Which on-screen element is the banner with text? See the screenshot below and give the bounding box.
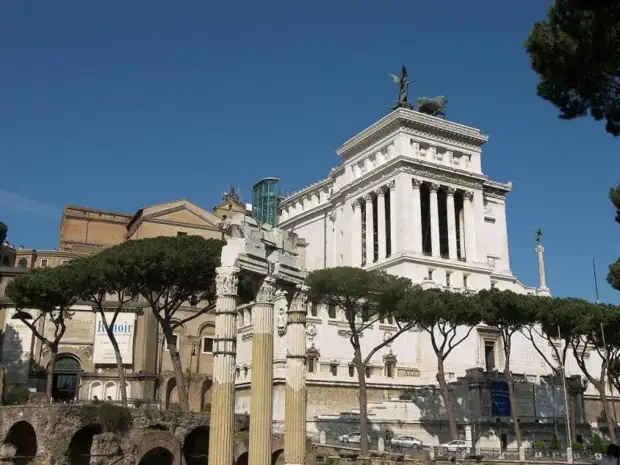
[93,313,136,364]
[2,308,38,383]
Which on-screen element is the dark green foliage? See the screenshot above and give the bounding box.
[77,402,133,433]
[0,222,6,244]
[525,0,620,136]
[611,186,620,223]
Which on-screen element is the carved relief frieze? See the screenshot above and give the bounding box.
[403,166,482,190]
[337,329,363,339]
[402,126,482,151]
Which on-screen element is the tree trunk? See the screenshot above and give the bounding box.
[107,329,128,407]
[504,348,522,449]
[163,327,189,411]
[436,353,458,440]
[353,346,370,456]
[47,349,56,401]
[596,377,617,443]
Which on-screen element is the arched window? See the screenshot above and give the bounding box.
[17,258,27,268]
[90,381,103,400]
[104,382,117,400]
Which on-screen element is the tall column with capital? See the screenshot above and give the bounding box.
[446,187,458,260]
[352,200,362,266]
[388,181,398,255]
[208,266,240,465]
[364,194,374,264]
[463,191,477,263]
[536,244,550,296]
[429,183,441,257]
[285,284,309,465]
[412,179,423,253]
[249,276,277,465]
[376,188,386,260]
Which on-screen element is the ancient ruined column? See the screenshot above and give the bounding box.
[208,266,240,465]
[249,276,277,465]
[285,284,309,465]
[429,183,441,257]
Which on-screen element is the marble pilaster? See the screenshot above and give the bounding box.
[446,187,458,260]
[364,194,374,265]
[412,178,423,253]
[429,183,441,257]
[352,200,362,266]
[375,188,386,260]
[463,191,477,263]
[388,181,397,255]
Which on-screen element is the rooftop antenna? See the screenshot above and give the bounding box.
[593,254,600,304]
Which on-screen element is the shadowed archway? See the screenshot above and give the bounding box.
[68,424,103,465]
[4,420,37,465]
[165,377,178,409]
[183,426,209,465]
[139,447,174,465]
[272,449,284,465]
[236,452,248,465]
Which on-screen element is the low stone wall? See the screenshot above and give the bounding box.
[0,404,249,465]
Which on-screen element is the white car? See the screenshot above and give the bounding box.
[440,440,468,452]
[338,432,371,444]
[391,436,423,448]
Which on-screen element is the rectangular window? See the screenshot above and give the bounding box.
[166,334,179,352]
[463,275,469,289]
[308,358,316,373]
[446,273,451,287]
[386,363,395,378]
[484,341,496,371]
[365,366,372,378]
[177,232,187,237]
[311,302,318,317]
[427,269,433,281]
[328,304,337,319]
[202,337,214,354]
[349,365,355,377]
[61,259,70,265]
[40,259,49,268]
[330,364,338,376]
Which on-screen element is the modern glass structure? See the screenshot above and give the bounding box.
[252,177,280,227]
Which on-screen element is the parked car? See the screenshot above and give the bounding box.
[391,436,423,449]
[440,440,468,452]
[338,432,371,444]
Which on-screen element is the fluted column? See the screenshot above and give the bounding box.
[364,194,374,265]
[352,200,362,266]
[536,244,551,296]
[429,183,441,257]
[388,181,397,255]
[412,179,423,253]
[376,188,386,260]
[463,191,477,263]
[446,187,458,260]
[208,267,240,465]
[249,276,277,465]
[285,284,309,465]
[400,178,414,251]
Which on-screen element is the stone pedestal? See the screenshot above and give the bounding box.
[285,285,309,465]
[208,267,239,465]
[249,277,277,465]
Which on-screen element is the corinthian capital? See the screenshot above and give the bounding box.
[446,187,457,196]
[411,178,422,188]
[463,190,474,201]
[256,276,277,303]
[289,284,310,315]
[375,187,386,197]
[215,267,240,296]
[429,183,440,193]
[363,193,373,203]
[387,180,396,191]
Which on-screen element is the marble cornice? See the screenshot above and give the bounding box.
[338,109,488,159]
[366,250,494,275]
[141,218,222,232]
[278,178,333,208]
[278,202,331,229]
[63,214,129,226]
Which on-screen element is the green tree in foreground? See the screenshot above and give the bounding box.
[525,0,620,136]
[397,287,480,440]
[0,222,7,245]
[306,267,413,456]
[111,235,224,411]
[72,248,141,407]
[609,186,620,291]
[478,289,538,449]
[5,264,81,399]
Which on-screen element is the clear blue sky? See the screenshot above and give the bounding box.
[1,1,618,303]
